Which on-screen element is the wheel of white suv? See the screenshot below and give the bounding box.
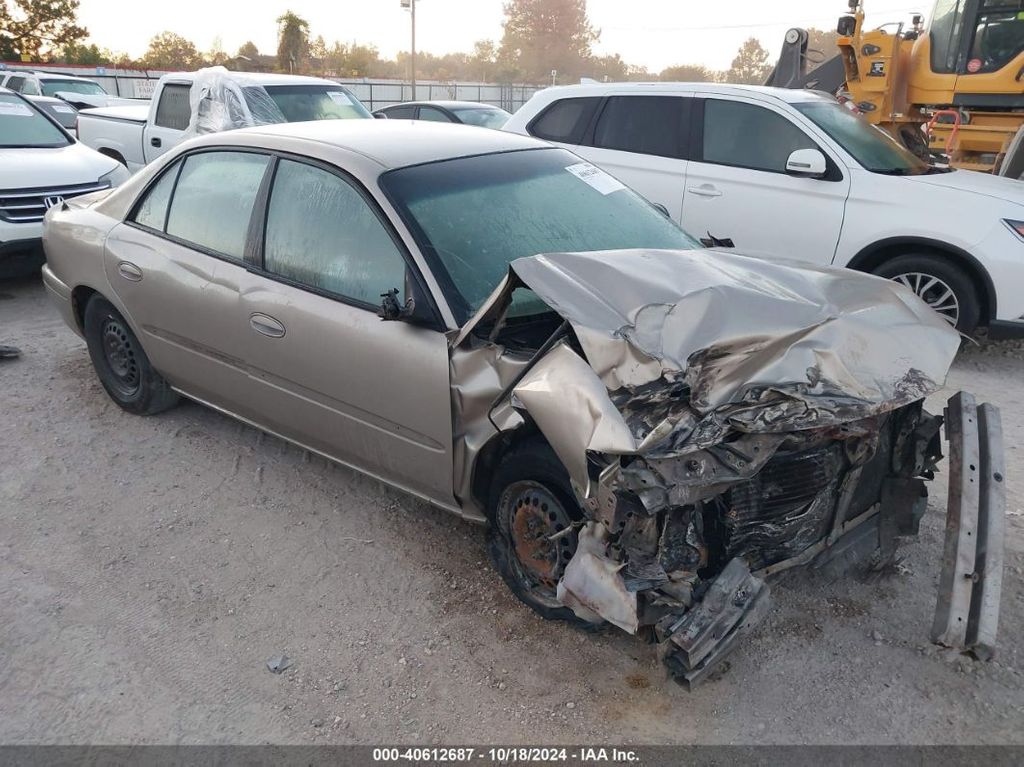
[873,254,981,334]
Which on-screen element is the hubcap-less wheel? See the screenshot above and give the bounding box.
[101,318,141,396]
[891,271,960,327]
[498,481,576,605]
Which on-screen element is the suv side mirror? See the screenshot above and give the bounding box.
[378,269,436,326]
[785,148,828,178]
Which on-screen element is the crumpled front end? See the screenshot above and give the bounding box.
[454,248,999,686]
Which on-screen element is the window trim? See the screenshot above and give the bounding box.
[583,94,692,160]
[691,97,844,182]
[124,147,275,265]
[250,150,445,329]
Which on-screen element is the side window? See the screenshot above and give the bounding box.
[6,76,25,92]
[130,161,181,231]
[21,78,41,95]
[165,151,269,259]
[527,97,601,143]
[384,105,416,119]
[418,106,452,122]
[264,159,406,306]
[591,96,688,158]
[154,83,192,130]
[701,99,816,173]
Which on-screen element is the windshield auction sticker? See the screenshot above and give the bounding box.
[565,162,625,195]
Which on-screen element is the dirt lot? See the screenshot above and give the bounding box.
[1,275,1023,745]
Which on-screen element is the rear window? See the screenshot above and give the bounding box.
[527,97,601,143]
[154,83,192,131]
[0,94,70,148]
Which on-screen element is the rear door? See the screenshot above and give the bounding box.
[680,95,850,262]
[103,149,272,406]
[235,156,456,506]
[144,82,190,163]
[572,94,691,221]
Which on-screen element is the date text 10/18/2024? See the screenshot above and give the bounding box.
[372,747,641,763]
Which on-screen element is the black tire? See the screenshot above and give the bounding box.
[83,296,178,415]
[486,439,602,629]
[872,254,981,333]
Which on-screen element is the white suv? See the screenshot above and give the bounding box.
[504,82,1024,335]
[0,88,129,277]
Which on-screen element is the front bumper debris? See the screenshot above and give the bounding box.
[932,392,1006,660]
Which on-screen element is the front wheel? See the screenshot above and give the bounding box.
[872,254,981,333]
[486,440,602,629]
[83,296,179,415]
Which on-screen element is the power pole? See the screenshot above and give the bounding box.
[411,0,417,100]
[402,0,418,100]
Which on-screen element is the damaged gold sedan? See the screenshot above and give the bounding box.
[40,122,1004,687]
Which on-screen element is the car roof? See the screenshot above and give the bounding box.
[237,118,544,169]
[160,71,346,88]
[379,100,507,110]
[26,71,98,82]
[534,81,834,104]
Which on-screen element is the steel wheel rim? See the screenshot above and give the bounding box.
[499,480,576,605]
[101,318,141,396]
[892,272,959,326]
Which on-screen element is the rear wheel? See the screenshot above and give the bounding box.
[83,296,178,415]
[486,440,601,628]
[872,254,981,333]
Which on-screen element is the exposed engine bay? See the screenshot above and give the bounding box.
[450,249,1005,687]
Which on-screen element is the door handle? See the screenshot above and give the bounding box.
[150,136,162,147]
[249,313,286,338]
[117,261,143,281]
[688,185,722,198]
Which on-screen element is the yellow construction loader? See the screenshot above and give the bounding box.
[767,0,1024,178]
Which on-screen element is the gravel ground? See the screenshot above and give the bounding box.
[1,275,1023,745]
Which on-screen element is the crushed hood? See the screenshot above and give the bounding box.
[463,249,960,492]
[509,249,959,411]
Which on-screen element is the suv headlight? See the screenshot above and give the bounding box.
[99,164,130,189]
[1004,219,1024,241]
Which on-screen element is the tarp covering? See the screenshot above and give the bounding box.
[181,66,286,139]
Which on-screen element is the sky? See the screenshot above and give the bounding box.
[76,0,932,73]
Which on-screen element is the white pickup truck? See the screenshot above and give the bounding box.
[77,68,372,171]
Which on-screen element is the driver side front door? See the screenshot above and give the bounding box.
[233,156,457,508]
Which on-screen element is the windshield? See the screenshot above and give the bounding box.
[795,102,930,175]
[251,85,371,122]
[41,79,107,97]
[0,94,70,148]
[452,106,511,129]
[381,147,701,323]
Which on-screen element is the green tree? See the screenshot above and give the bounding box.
[309,34,327,73]
[276,10,310,73]
[236,40,259,59]
[470,39,497,81]
[725,37,772,84]
[57,41,108,65]
[498,0,599,83]
[207,36,229,66]
[140,31,204,70]
[660,63,715,82]
[585,53,627,82]
[0,0,88,60]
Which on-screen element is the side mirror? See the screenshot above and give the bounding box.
[785,148,828,178]
[378,269,436,326]
[837,14,856,36]
[373,112,389,119]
